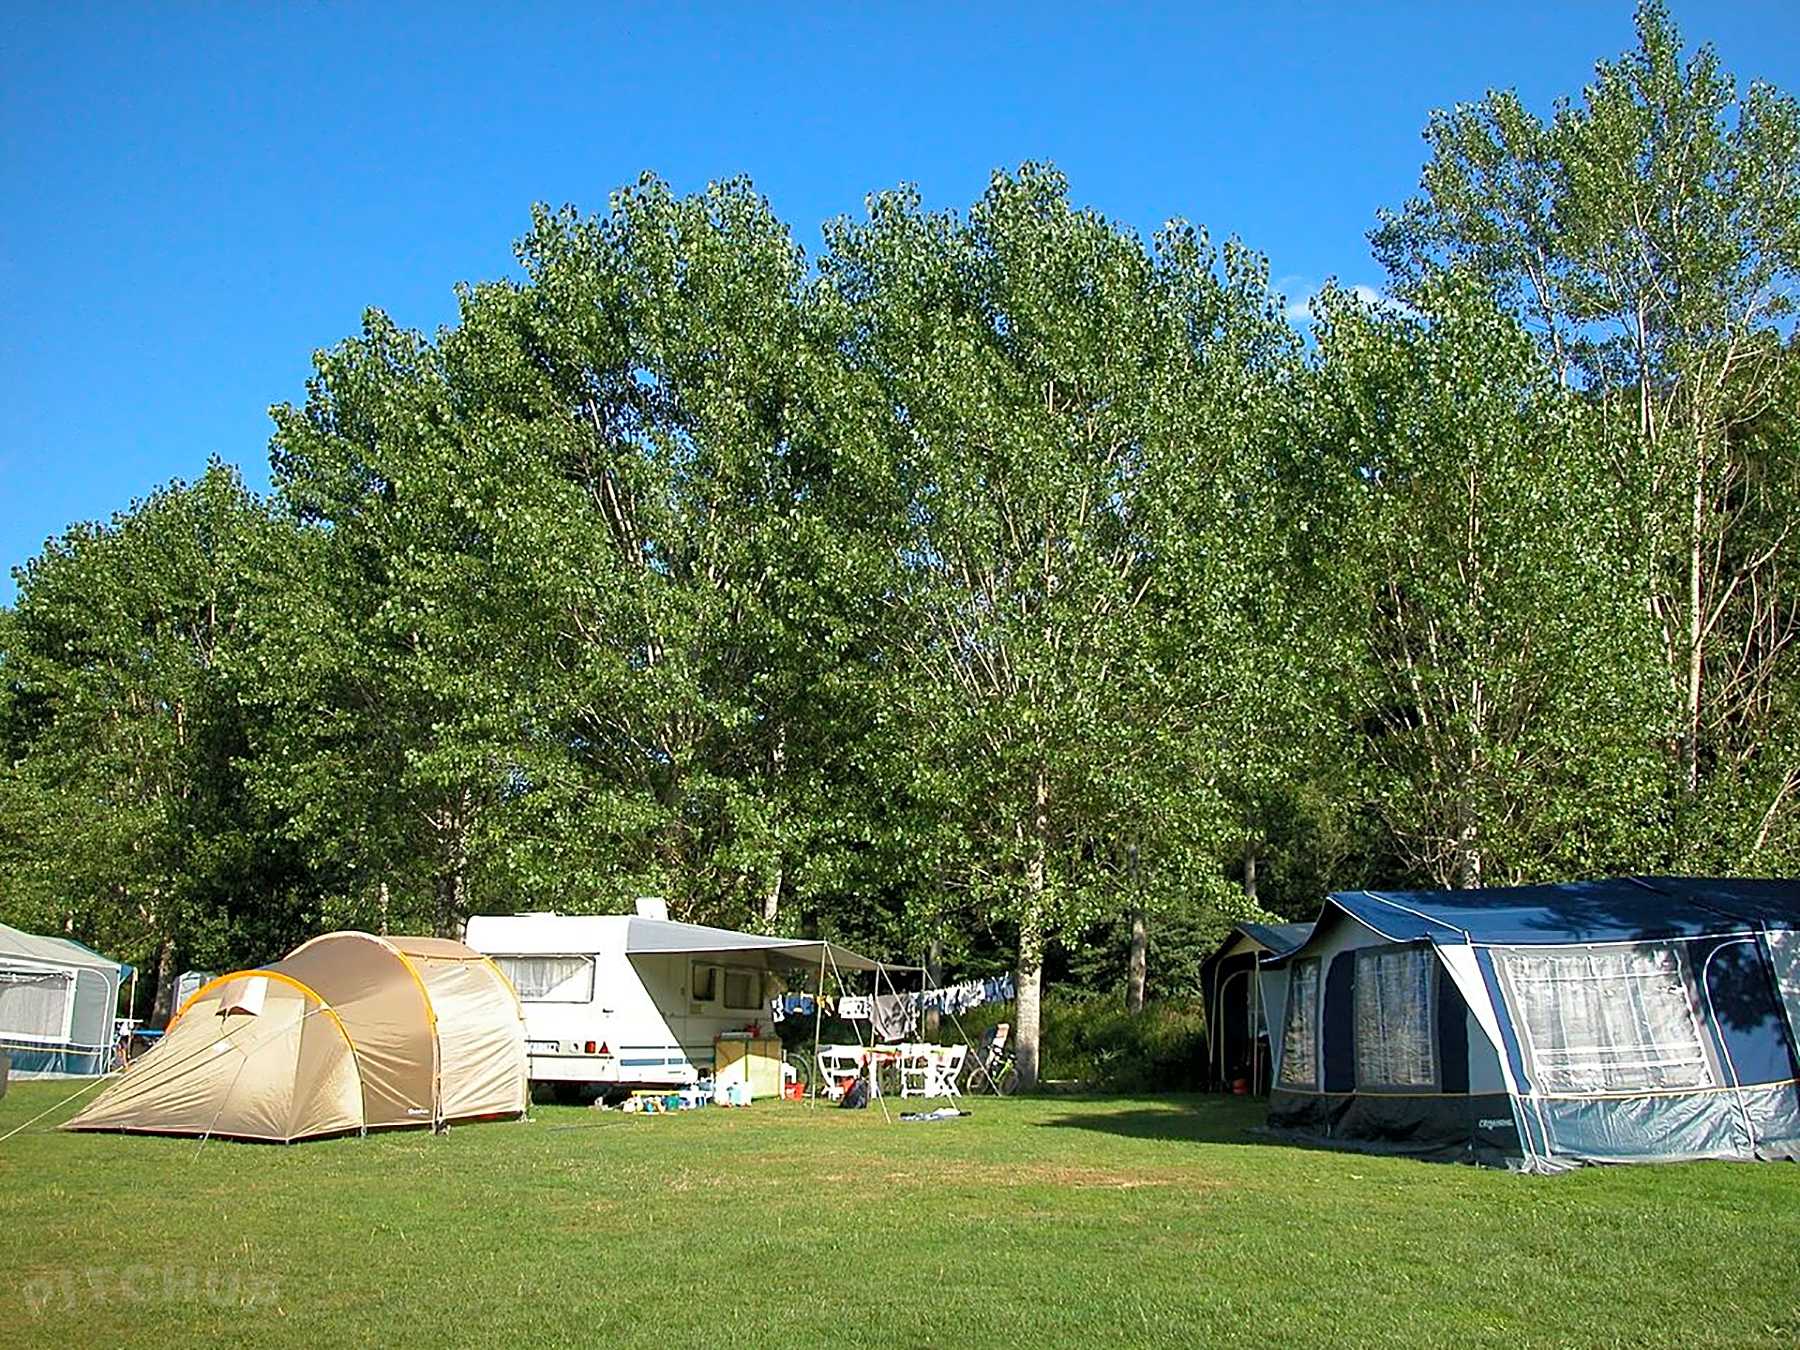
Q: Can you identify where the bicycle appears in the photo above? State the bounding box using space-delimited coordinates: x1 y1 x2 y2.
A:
961 1022 1019 1096
110 1018 143 1073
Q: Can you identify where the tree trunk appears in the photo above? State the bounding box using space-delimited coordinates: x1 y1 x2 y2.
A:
150 936 178 1027
1015 918 1044 1094
762 868 782 927
763 724 787 926
378 880 390 937
1242 842 1259 904
924 938 943 1039
1015 765 1050 1092
1455 837 1482 889
1125 907 1147 1015
1684 436 1706 793
1454 800 1482 890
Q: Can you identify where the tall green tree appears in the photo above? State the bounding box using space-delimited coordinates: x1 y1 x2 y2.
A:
470 176 908 931
0 465 312 1017
1372 1 1800 860
264 176 914 940
822 166 1299 1083
258 310 559 936
1303 282 1669 887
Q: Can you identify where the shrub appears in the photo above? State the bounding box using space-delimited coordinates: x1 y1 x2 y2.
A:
937 991 1208 1092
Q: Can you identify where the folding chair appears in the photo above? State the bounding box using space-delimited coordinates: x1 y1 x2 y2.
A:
816 1044 865 1101
925 1043 967 1098
897 1043 933 1097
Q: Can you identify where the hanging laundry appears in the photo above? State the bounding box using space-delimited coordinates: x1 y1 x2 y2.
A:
919 974 1012 1016
836 974 1013 1028
872 993 918 1040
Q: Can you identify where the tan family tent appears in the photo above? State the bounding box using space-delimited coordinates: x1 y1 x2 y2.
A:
63 932 526 1143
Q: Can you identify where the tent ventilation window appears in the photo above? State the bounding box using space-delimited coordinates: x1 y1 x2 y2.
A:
495 955 595 1003
1278 959 1320 1089
1354 946 1437 1088
1499 943 1716 1095
0 968 72 1042
217 975 269 1018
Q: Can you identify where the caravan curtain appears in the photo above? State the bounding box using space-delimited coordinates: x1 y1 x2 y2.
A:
1354 946 1436 1087
1498 944 1715 1095
494 956 593 1003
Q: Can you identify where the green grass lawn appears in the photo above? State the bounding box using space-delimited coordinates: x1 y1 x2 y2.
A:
2 1081 1797 1348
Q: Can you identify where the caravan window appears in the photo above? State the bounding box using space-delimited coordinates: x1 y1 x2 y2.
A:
723 969 761 1011
1354 946 1436 1088
496 955 594 1003
691 963 719 1003
1498 944 1716 1095
1278 959 1320 1088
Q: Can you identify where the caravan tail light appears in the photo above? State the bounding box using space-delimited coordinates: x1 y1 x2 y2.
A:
584 1041 597 1054
597 1042 610 1056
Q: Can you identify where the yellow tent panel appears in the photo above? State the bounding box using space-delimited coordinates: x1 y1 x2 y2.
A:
64 931 527 1143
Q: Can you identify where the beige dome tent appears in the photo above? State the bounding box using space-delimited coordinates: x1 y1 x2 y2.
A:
63 932 526 1143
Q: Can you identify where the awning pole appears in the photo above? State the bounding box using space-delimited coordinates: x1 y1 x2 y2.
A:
807 947 826 1109
826 944 889 1124
1209 960 1221 1089
1252 964 1261 1095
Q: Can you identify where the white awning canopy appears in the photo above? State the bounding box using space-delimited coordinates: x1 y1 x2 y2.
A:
0 921 125 975
622 918 905 974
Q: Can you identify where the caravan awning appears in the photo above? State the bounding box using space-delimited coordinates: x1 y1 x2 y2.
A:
623 918 905 973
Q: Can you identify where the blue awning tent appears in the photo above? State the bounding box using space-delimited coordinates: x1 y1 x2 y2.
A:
1261 877 1800 1171
1200 922 1313 1093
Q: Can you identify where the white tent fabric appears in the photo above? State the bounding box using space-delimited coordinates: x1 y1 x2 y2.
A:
0 921 123 1078
389 937 528 1121
0 924 121 974
622 917 902 973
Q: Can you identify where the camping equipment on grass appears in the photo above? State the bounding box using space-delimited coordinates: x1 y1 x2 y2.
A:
1200 922 1314 1094
63 931 527 1143
1263 877 1800 1171
0 922 128 1079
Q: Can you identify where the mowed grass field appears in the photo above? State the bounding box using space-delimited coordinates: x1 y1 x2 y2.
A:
3 1082 1798 1348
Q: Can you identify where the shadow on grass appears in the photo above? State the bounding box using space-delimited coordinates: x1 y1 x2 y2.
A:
1032 1095 1283 1146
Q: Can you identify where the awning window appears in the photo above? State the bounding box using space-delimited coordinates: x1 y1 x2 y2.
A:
1354 946 1437 1088
1278 958 1321 1089
1498 943 1716 1095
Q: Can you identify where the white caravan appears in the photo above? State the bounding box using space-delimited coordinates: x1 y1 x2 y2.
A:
462 911 887 1091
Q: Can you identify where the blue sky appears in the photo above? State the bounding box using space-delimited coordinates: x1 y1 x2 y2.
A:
4 3 1798 600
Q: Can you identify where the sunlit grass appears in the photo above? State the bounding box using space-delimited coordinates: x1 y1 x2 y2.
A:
2 1082 1796 1347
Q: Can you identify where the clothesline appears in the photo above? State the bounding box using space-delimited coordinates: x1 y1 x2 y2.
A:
769 972 1015 1034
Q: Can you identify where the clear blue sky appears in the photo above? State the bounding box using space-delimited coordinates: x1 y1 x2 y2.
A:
5 3 1798 600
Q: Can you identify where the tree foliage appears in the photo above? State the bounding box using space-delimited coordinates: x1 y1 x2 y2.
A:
4 6 1799 1063
1372 0 1800 863
1303 282 1669 887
